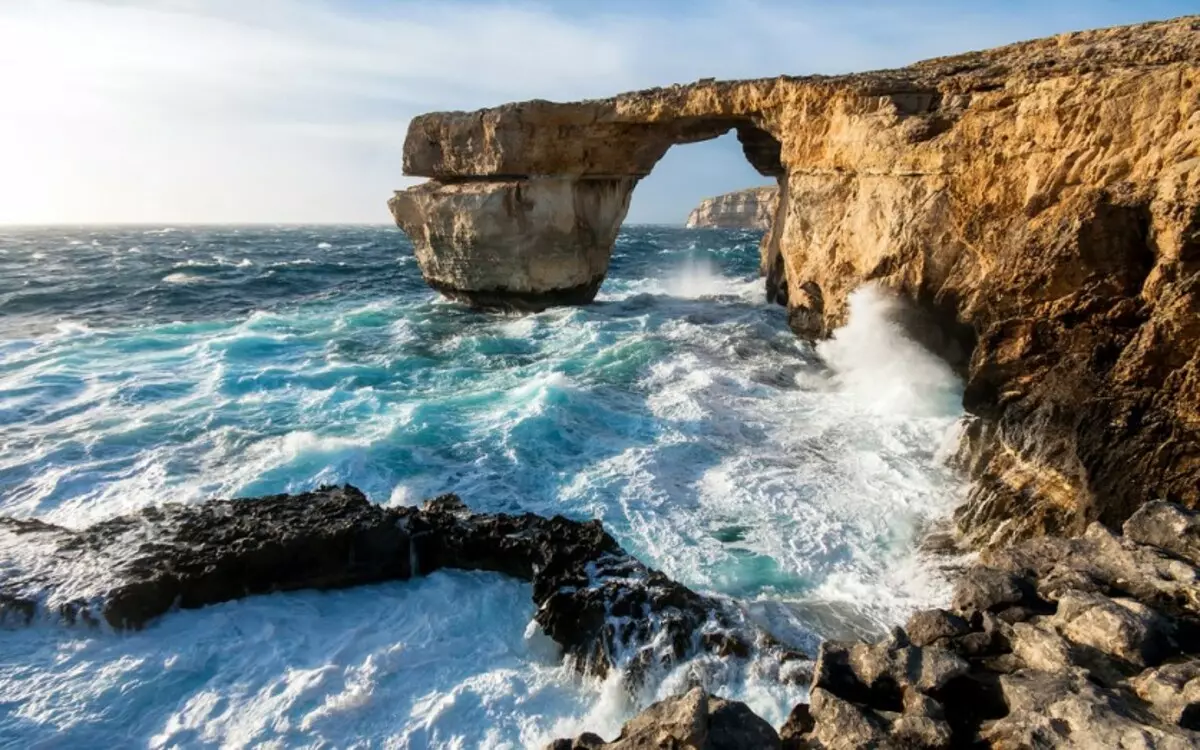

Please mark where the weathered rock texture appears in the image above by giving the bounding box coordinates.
[554,501,1200,748]
[0,486,784,678]
[546,688,782,750]
[686,186,779,229]
[390,16,1200,546]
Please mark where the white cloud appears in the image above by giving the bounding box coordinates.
[0,0,1185,224]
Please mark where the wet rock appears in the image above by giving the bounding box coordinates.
[546,733,605,750]
[1125,502,1200,568]
[0,486,764,678]
[950,567,1038,620]
[778,704,814,749]
[810,634,969,721]
[1051,590,1171,668]
[545,687,780,750]
[1132,661,1200,730]
[981,668,1200,749]
[905,609,971,648]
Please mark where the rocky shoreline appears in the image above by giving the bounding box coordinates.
[4,485,1200,747]
[550,501,1200,748]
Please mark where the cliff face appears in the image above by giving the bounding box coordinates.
[389,17,1200,546]
[686,186,779,229]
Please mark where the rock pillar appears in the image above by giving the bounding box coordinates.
[389,177,636,311]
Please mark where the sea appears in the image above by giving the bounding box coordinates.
[0,225,966,748]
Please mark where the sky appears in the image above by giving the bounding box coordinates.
[0,0,1194,225]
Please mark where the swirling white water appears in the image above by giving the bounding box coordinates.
[0,226,965,747]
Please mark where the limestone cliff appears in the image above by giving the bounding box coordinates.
[686,186,778,229]
[389,17,1200,547]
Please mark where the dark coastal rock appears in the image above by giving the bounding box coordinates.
[905,608,971,648]
[1126,502,1200,568]
[545,688,780,750]
[949,567,1042,621]
[0,486,763,678]
[11,487,1200,746]
[778,704,815,749]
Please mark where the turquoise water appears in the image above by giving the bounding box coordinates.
[0,225,965,747]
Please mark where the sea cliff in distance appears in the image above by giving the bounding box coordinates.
[685,186,778,229]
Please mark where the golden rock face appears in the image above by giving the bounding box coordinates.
[390,16,1200,545]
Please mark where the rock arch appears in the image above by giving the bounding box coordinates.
[390,17,1200,549]
[389,104,786,310]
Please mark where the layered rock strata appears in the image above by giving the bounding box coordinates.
[685,186,779,229]
[550,501,1200,748]
[390,16,1200,546]
[0,486,787,678]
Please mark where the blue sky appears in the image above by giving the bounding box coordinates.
[0,0,1193,224]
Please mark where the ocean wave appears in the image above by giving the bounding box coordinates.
[162,272,211,285]
[0,225,966,746]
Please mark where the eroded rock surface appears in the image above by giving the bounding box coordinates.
[0,486,775,678]
[686,186,779,230]
[391,16,1200,544]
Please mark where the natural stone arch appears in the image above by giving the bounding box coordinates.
[390,17,1200,553]
[389,106,786,311]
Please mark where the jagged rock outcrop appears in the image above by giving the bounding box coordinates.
[686,186,779,229]
[0,486,785,678]
[390,16,1200,546]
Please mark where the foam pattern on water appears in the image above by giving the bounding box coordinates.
[0,226,965,746]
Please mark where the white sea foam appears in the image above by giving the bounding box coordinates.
[817,284,962,417]
[0,229,968,746]
[162,272,209,285]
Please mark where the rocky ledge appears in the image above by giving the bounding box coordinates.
[685,186,779,230]
[550,500,1200,748]
[0,485,794,679]
[390,16,1200,550]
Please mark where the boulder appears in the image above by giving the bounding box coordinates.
[1050,591,1172,668]
[950,567,1040,620]
[905,609,971,648]
[1132,661,1200,730]
[545,688,781,750]
[1125,502,1200,568]
[984,523,1200,618]
[1009,622,1075,672]
[981,668,1200,749]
